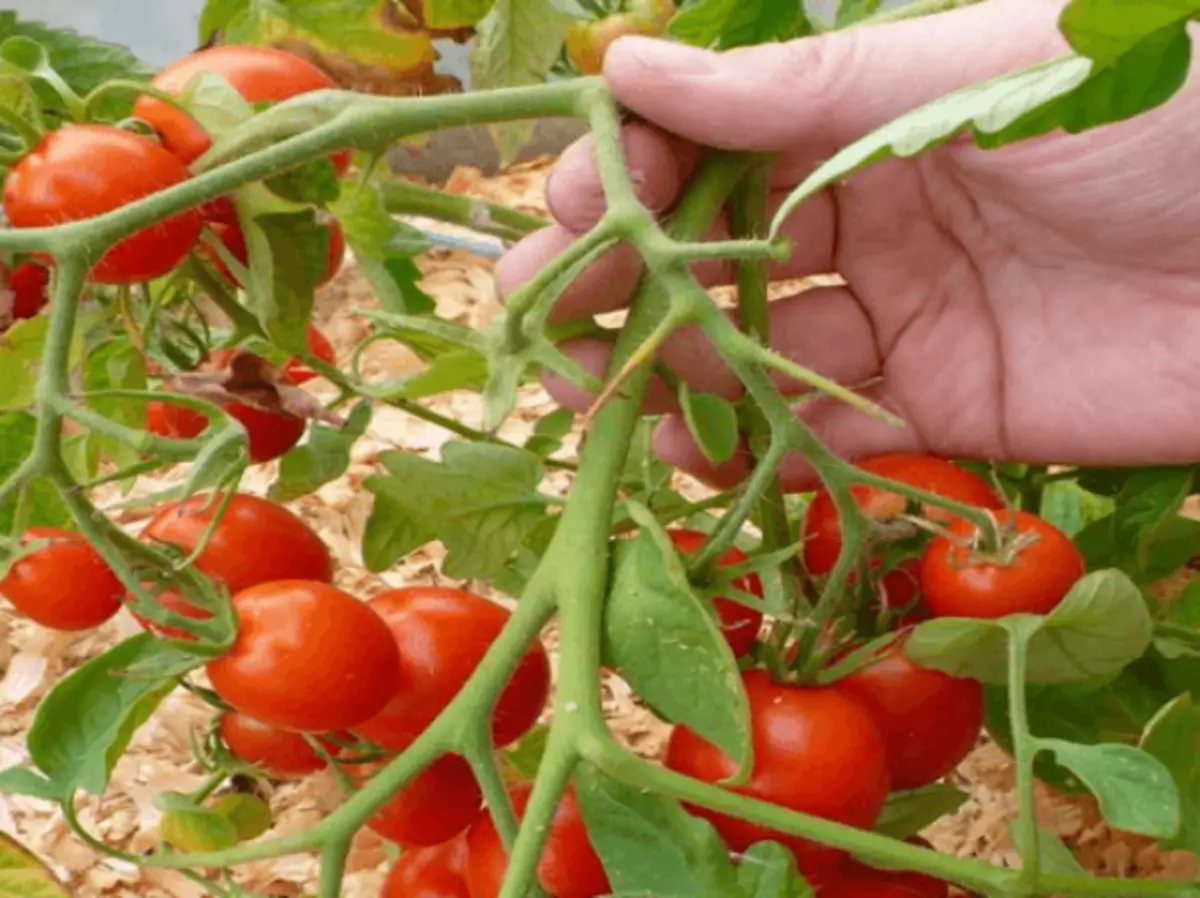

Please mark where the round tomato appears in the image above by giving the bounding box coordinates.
[0,528,123,630]
[207,580,400,732]
[802,454,1001,577]
[667,529,763,658]
[665,670,890,882]
[383,834,470,898]
[920,510,1084,619]
[358,755,482,847]
[465,785,610,898]
[825,880,941,898]
[3,125,202,285]
[134,46,351,172]
[204,219,345,288]
[565,1,675,75]
[283,324,337,386]
[142,492,332,596]
[146,400,207,441]
[219,711,334,777]
[8,261,49,320]
[833,638,982,790]
[354,587,550,750]
[840,838,949,898]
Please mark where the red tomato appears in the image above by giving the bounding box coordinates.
[282,324,337,386]
[219,711,335,777]
[3,125,202,285]
[833,638,982,789]
[134,46,351,172]
[0,528,123,630]
[840,838,950,898]
[146,400,207,440]
[921,510,1084,619]
[142,492,332,596]
[354,587,550,750]
[465,784,610,898]
[8,262,49,319]
[667,529,764,658]
[358,755,482,847]
[204,219,345,288]
[802,454,1001,577]
[825,879,941,898]
[383,835,470,898]
[664,670,890,882]
[206,580,400,732]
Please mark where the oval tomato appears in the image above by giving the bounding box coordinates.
[219,711,333,777]
[665,670,890,882]
[283,324,337,386]
[354,587,550,750]
[358,755,482,847]
[204,219,345,288]
[0,528,123,630]
[920,510,1084,619]
[825,879,942,898]
[465,785,610,898]
[565,1,675,75]
[383,834,470,898]
[134,45,351,172]
[142,492,332,596]
[146,400,207,441]
[207,580,400,732]
[802,454,1001,577]
[833,638,982,789]
[667,529,763,657]
[839,837,950,898]
[8,261,49,320]
[3,125,202,285]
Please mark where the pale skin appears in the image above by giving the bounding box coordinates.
[496,0,1200,491]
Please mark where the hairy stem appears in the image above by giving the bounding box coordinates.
[379,177,547,241]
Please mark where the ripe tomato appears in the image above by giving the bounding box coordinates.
[204,219,345,288]
[282,324,337,386]
[664,670,890,881]
[134,46,351,172]
[142,492,332,596]
[354,587,550,750]
[825,879,941,898]
[920,510,1084,619]
[0,528,123,630]
[207,580,400,732]
[8,261,49,319]
[357,755,482,847]
[839,837,950,898]
[383,834,470,898]
[219,711,335,777]
[667,529,763,657]
[802,454,1001,577]
[3,125,202,285]
[465,784,610,898]
[833,638,982,790]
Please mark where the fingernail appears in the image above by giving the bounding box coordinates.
[608,35,718,77]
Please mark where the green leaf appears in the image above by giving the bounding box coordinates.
[1040,739,1180,838]
[361,487,434,573]
[85,340,148,469]
[199,0,250,43]
[603,505,751,768]
[470,0,571,160]
[1040,480,1115,538]
[212,793,273,842]
[394,348,490,400]
[525,407,575,457]
[1168,580,1200,629]
[331,182,434,315]
[1111,467,1194,578]
[736,841,813,898]
[160,805,239,853]
[177,71,255,146]
[27,635,178,795]
[1059,0,1200,65]
[0,768,63,802]
[834,0,884,27]
[1140,693,1200,854]
[771,37,1192,240]
[362,442,548,579]
[907,569,1152,684]
[0,413,70,532]
[680,386,739,465]
[425,0,499,28]
[0,315,47,412]
[574,765,743,896]
[1033,827,1092,879]
[0,832,71,898]
[669,0,809,48]
[873,783,970,839]
[265,157,341,207]
[243,212,327,353]
[269,403,371,503]
[499,724,549,784]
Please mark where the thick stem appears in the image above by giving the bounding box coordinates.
[316,838,351,898]
[1006,619,1041,887]
[379,177,546,241]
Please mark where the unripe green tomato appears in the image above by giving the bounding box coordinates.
[566,1,677,75]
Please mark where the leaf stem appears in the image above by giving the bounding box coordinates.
[378,177,547,241]
[1005,617,1042,887]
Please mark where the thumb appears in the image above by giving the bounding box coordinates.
[603,0,1068,151]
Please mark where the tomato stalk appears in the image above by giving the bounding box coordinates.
[378,177,546,242]
[1004,616,1045,890]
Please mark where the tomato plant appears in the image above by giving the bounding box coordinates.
[0,5,1193,898]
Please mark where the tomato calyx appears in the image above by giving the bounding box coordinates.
[942,512,1040,569]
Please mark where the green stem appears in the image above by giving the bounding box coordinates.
[316,839,352,898]
[184,258,263,338]
[464,732,521,848]
[0,100,42,149]
[189,772,228,804]
[1007,619,1041,887]
[662,238,787,263]
[379,177,547,241]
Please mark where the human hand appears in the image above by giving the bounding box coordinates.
[496,0,1200,491]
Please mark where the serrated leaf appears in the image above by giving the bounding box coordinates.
[0,833,71,898]
[669,0,809,48]
[1140,693,1200,854]
[873,783,970,839]
[361,486,435,572]
[907,570,1152,684]
[242,212,327,353]
[736,841,813,898]
[395,348,490,399]
[603,505,751,767]
[680,386,739,465]
[1041,739,1180,838]
[269,403,371,502]
[574,765,743,896]
[27,635,178,795]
